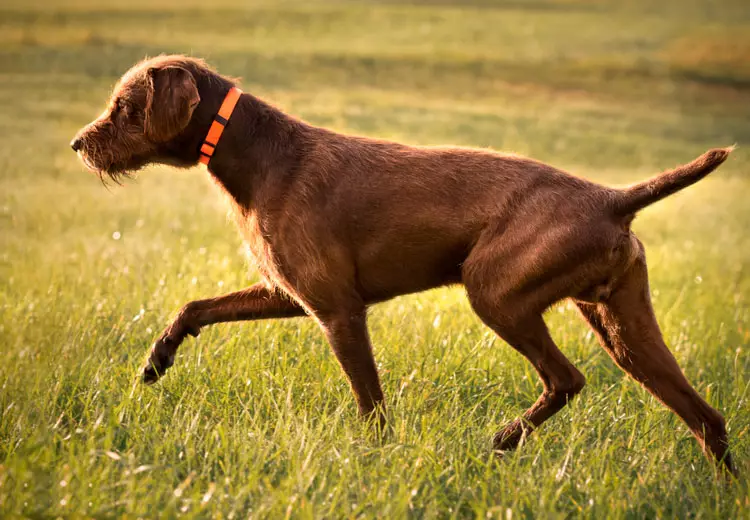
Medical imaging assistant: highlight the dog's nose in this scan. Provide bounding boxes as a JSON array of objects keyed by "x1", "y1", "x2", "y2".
[{"x1": 70, "y1": 138, "x2": 82, "y2": 152}]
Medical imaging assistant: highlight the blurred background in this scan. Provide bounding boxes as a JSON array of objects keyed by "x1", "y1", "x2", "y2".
[{"x1": 1, "y1": 0, "x2": 749, "y2": 517}]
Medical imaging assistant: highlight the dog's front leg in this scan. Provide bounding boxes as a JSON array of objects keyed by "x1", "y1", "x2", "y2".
[
  {"x1": 143, "y1": 282, "x2": 306, "y2": 383},
  {"x1": 317, "y1": 308, "x2": 385, "y2": 427}
]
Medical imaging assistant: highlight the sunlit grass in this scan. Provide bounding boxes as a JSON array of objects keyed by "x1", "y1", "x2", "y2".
[{"x1": 1, "y1": 0, "x2": 749, "y2": 517}]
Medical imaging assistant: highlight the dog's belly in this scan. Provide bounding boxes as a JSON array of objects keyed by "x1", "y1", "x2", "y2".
[
  {"x1": 342, "y1": 182, "x2": 494, "y2": 301},
  {"x1": 354, "y1": 225, "x2": 470, "y2": 302}
]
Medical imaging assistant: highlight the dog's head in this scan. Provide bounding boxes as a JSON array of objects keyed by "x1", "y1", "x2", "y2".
[{"x1": 71, "y1": 55, "x2": 227, "y2": 182}]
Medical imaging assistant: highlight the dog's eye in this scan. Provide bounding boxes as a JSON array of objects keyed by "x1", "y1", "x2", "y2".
[{"x1": 117, "y1": 99, "x2": 135, "y2": 117}]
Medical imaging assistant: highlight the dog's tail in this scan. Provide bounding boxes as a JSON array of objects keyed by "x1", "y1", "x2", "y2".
[{"x1": 611, "y1": 147, "x2": 733, "y2": 217}]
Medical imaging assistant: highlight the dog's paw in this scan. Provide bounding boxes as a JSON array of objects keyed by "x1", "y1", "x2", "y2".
[
  {"x1": 141, "y1": 343, "x2": 176, "y2": 385},
  {"x1": 492, "y1": 419, "x2": 530, "y2": 453},
  {"x1": 140, "y1": 315, "x2": 200, "y2": 384}
]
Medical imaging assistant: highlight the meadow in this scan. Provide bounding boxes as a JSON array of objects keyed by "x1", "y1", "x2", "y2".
[{"x1": 1, "y1": 0, "x2": 749, "y2": 517}]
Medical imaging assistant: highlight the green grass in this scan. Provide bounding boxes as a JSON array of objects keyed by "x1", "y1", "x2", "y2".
[{"x1": 1, "y1": 0, "x2": 750, "y2": 517}]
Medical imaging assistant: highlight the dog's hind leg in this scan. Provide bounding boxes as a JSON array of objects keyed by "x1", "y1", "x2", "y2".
[
  {"x1": 475, "y1": 310, "x2": 585, "y2": 452},
  {"x1": 462, "y1": 238, "x2": 586, "y2": 452},
  {"x1": 575, "y1": 242, "x2": 735, "y2": 476}
]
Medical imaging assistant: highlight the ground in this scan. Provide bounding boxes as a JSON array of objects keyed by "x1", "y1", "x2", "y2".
[{"x1": 1, "y1": 0, "x2": 749, "y2": 517}]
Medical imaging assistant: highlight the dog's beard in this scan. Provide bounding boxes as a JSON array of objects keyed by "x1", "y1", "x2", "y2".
[{"x1": 77, "y1": 150, "x2": 143, "y2": 185}]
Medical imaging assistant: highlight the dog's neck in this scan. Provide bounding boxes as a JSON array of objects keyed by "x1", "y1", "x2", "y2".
[
  {"x1": 203, "y1": 93, "x2": 307, "y2": 211},
  {"x1": 164, "y1": 75, "x2": 308, "y2": 212}
]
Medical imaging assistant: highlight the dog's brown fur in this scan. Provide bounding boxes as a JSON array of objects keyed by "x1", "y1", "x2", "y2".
[{"x1": 72, "y1": 55, "x2": 736, "y2": 475}]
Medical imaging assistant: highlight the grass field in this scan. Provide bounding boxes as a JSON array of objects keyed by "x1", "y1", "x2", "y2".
[{"x1": 1, "y1": 0, "x2": 750, "y2": 517}]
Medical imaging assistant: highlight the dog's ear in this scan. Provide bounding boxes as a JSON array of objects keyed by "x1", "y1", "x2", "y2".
[{"x1": 145, "y1": 65, "x2": 200, "y2": 142}]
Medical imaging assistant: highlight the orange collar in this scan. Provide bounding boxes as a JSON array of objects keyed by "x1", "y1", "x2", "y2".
[{"x1": 198, "y1": 87, "x2": 243, "y2": 166}]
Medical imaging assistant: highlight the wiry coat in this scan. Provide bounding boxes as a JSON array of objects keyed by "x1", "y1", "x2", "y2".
[{"x1": 72, "y1": 55, "x2": 736, "y2": 476}]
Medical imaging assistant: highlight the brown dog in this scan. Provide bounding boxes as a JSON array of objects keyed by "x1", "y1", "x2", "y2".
[{"x1": 72, "y1": 55, "x2": 735, "y2": 475}]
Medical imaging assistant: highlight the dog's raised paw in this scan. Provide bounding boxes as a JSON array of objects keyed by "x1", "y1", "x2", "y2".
[
  {"x1": 141, "y1": 363, "x2": 161, "y2": 385},
  {"x1": 141, "y1": 348, "x2": 175, "y2": 385}
]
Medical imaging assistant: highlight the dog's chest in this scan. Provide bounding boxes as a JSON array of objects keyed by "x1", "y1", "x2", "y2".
[
  {"x1": 233, "y1": 207, "x2": 336, "y2": 309},
  {"x1": 235, "y1": 212, "x2": 282, "y2": 283}
]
